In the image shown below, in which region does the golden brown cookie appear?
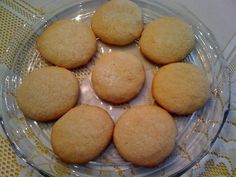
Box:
[113,105,177,167]
[140,16,195,65]
[36,19,96,69]
[16,66,79,121]
[51,105,114,164]
[91,0,143,45]
[91,51,145,104]
[152,63,210,115]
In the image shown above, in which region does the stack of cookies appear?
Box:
[16,0,210,168]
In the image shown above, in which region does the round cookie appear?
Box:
[91,52,145,104]
[36,19,96,69]
[16,66,79,121]
[152,63,210,115]
[113,105,177,167]
[51,105,114,164]
[140,16,195,65]
[91,0,143,45]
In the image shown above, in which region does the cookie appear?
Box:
[51,105,114,164]
[16,66,79,121]
[91,52,145,104]
[140,16,195,65]
[36,19,96,69]
[152,63,210,115]
[113,105,177,167]
[91,0,143,45]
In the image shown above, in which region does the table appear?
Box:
[0,0,236,176]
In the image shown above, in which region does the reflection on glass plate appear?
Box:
[1,0,230,176]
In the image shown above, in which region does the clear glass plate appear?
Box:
[1,0,230,176]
